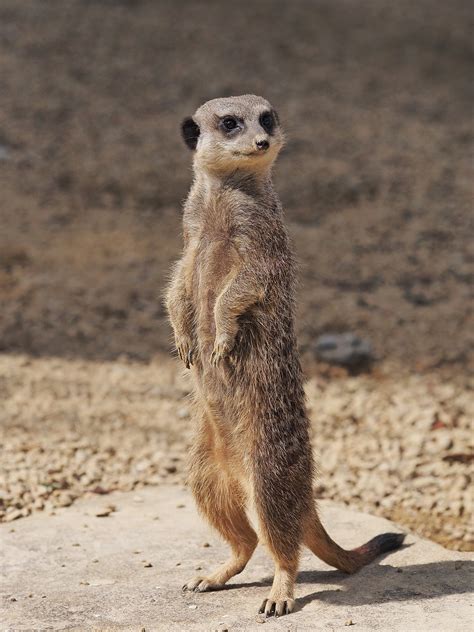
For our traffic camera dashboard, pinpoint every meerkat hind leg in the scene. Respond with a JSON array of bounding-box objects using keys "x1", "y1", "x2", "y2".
[{"x1": 183, "y1": 450, "x2": 257, "y2": 592}]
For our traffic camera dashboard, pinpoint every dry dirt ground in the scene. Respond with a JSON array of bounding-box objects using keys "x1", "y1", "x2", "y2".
[{"x1": 0, "y1": 1, "x2": 472, "y2": 551}]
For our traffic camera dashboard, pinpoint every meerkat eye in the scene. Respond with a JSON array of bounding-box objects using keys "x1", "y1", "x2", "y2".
[
  {"x1": 259, "y1": 111, "x2": 275, "y2": 134},
  {"x1": 221, "y1": 116, "x2": 238, "y2": 132}
]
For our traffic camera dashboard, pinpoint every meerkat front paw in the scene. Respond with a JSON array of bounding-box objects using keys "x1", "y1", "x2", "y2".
[
  {"x1": 175, "y1": 335, "x2": 194, "y2": 369},
  {"x1": 210, "y1": 333, "x2": 234, "y2": 366}
]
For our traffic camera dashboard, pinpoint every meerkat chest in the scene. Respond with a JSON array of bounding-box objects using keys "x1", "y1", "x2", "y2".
[
  {"x1": 191, "y1": 235, "x2": 240, "y2": 330},
  {"x1": 189, "y1": 196, "x2": 242, "y2": 293}
]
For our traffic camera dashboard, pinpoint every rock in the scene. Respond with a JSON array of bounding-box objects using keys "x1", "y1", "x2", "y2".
[
  {"x1": 95, "y1": 505, "x2": 116, "y2": 517},
  {"x1": 314, "y1": 333, "x2": 373, "y2": 367},
  {"x1": 56, "y1": 493, "x2": 74, "y2": 507},
  {"x1": 5, "y1": 510, "x2": 22, "y2": 522},
  {"x1": 0, "y1": 144, "x2": 10, "y2": 161}
]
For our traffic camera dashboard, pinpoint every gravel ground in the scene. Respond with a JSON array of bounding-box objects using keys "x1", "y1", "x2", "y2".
[{"x1": 1, "y1": 354, "x2": 472, "y2": 552}]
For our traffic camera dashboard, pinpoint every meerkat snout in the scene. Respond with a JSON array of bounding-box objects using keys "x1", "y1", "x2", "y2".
[{"x1": 255, "y1": 138, "x2": 270, "y2": 151}]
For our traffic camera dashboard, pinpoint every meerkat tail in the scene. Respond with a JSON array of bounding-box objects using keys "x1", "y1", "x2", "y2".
[{"x1": 305, "y1": 513, "x2": 405, "y2": 574}]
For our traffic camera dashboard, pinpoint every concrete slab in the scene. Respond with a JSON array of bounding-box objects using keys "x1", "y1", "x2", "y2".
[{"x1": 1, "y1": 486, "x2": 472, "y2": 631}]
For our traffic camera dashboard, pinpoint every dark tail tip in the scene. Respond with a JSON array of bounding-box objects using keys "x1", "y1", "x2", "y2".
[{"x1": 360, "y1": 532, "x2": 406, "y2": 558}]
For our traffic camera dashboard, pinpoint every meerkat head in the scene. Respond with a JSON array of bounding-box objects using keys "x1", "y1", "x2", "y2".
[{"x1": 181, "y1": 95, "x2": 284, "y2": 176}]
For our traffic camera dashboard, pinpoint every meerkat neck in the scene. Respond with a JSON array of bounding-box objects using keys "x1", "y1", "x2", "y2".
[{"x1": 194, "y1": 168, "x2": 274, "y2": 200}]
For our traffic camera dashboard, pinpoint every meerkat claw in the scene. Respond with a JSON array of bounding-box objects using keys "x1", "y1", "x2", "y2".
[
  {"x1": 211, "y1": 335, "x2": 233, "y2": 366},
  {"x1": 185, "y1": 349, "x2": 194, "y2": 369},
  {"x1": 183, "y1": 576, "x2": 222, "y2": 593},
  {"x1": 259, "y1": 598, "x2": 294, "y2": 617},
  {"x1": 176, "y1": 339, "x2": 194, "y2": 369},
  {"x1": 210, "y1": 348, "x2": 226, "y2": 366},
  {"x1": 182, "y1": 577, "x2": 200, "y2": 591}
]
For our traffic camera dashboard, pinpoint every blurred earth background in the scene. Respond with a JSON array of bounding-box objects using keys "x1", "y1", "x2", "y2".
[{"x1": 0, "y1": 0, "x2": 472, "y2": 551}]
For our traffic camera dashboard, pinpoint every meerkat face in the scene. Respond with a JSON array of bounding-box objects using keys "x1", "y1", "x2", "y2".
[{"x1": 181, "y1": 95, "x2": 284, "y2": 175}]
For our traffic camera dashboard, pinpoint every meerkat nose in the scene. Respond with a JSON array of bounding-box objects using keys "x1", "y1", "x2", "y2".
[{"x1": 255, "y1": 139, "x2": 269, "y2": 151}]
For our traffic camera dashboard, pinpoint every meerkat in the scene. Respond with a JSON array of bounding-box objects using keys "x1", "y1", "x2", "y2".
[{"x1": 165, "y1": 94, "x2": 404, "y2": 617}]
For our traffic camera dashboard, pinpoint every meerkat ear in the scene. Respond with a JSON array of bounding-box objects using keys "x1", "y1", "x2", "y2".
[{"x1": 181, "y1": 117, "x2": 200, "y2": 150}]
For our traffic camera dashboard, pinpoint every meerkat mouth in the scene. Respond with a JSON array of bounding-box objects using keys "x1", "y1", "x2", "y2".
[{"x1": 232, "y1": 150, "x2": 264, "y2": 157}]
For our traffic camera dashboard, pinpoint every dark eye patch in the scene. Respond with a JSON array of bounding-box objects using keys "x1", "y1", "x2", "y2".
[{"x1": 259, "y1": 110, "x2": 276, "y2": 135}]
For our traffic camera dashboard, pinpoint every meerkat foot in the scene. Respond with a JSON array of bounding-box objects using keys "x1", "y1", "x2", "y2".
[
  {"x1": 259, "y1": 597, "x2": 295, "y2": 617},
  {"x1": 210, "y1": 333, "x2": 234, "y2": 366},
  {"x1": 182, "y1": 554, "x2": 250, "y2": 593},
  {"x1": 182, "y1": 575, "x2": 224, "y2": 593},
  {"x1": 258, "y1": 562, "x2": 297, "y2": 617}
]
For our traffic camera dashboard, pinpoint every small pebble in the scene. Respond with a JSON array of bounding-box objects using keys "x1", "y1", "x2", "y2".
[{"x1": 95, "y1": 505, "x2": 115, "y2": 517}]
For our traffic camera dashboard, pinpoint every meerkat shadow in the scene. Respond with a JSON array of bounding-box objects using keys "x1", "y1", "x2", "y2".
[
  {"x1": 216, "y1": 543, "x2": 415, "y2": 593},
  {"x1": 219, "y1": 577, "x2": 274, "y2": 591},
  {"x1": 295, "y1": 558, "x2": 473, "y2": 611}
]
